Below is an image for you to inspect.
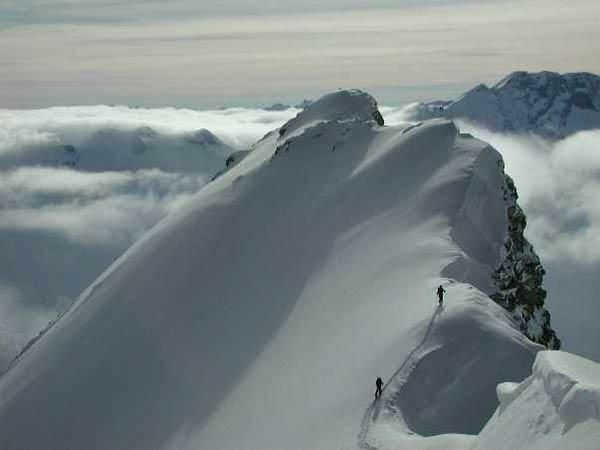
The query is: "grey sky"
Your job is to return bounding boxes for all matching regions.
[2,0,600,107]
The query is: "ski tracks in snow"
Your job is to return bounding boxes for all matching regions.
[357,304,444,449]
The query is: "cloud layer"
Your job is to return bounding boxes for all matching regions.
[3,0,600,108]
[0,105,298,157]
[0,104,296,370]
[467,128,600,265]
[0,167,208,246]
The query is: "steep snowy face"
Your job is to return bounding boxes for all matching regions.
[407,71,600,139]
[437,131,559,350]
[0,91,556,450]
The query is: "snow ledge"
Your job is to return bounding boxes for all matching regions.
[534,351,600,427]
[497,351,600,427]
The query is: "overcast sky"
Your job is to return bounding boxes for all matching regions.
[2,0,600,107]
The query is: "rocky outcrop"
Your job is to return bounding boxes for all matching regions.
[61,144,79,168]
[211,150,251,181]
[491,172,561,349]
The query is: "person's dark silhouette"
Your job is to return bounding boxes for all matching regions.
[375,377,384,399]
[437,285,446,305]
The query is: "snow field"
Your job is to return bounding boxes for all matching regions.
[0,90,597,450]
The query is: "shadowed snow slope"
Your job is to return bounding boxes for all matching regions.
[0,91,554,450]
[473,351,600,450]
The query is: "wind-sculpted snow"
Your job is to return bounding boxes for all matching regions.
[359,289,539,449]
[358,128,550,445]
[473,351,600,450]
[0,91,562,450]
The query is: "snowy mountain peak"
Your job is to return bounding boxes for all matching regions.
[407,71,600,139]
[493,70,554,90]
[278,89,384,138]
[0,90,571,450]
[493,70,599,94]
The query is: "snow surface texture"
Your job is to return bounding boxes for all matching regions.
[358,289,539,449]
[473,351,600,450]
[403,71,600,140]
[0,91,565,449]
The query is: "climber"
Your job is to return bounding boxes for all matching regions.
[375,376,384,399]
[437,285,446,305]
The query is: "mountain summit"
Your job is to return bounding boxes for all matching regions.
[0,90,581,450]
[405,71,600,139]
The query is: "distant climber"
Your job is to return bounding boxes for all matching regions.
[437,285,446,305]
[375,376,384,399]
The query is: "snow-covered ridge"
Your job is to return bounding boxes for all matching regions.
[473,351,600,450]
[278,88,384,138]
[404,71,600,139]
[435,126,559,348]
[532,351,600,426]
[359,122,559,446]
[0,90,565,450]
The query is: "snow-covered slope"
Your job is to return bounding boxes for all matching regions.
[360,287,540,449]
[0,91,562,449]
[0,125,232,370]
[0,107,260,370]
[405,71,600,140]
[473,351,600,450]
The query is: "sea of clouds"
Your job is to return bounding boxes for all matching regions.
[0,105,298,370]
[1,103,599,370]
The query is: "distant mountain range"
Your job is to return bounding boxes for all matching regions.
[403,71,600,139]
[0,126,232,173]
[263,99,313,111]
